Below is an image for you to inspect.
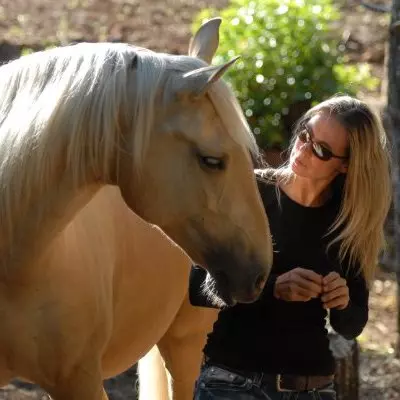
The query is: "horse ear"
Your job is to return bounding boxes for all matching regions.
[181,56,240,99]
[188,17,222,64]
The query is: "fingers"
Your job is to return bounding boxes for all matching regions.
[291,269,322,297]
[322,295,349,310]
[292,276,321,297]
[296,268,323,285]
[323,275,345,293]
[322,272,340,286]
[321,285,348,303]
[275,268,323,301]
[289,284,315,300]
[275,268,350,309]
[277,282,312,301]
[321,278,349,309]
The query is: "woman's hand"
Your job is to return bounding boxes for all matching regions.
[274,267,323,302]
[321,272,349,310]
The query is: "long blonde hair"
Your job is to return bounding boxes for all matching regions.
[257,95,392,284]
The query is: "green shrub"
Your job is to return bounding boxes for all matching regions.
[192,0,379,149]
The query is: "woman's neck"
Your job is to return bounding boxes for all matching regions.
[280,176,332,207]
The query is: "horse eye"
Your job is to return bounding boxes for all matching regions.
[199,155,225,171]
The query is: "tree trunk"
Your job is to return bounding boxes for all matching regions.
[328,330,359,400]
[385,0,400,355]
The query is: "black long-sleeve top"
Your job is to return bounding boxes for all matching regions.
[189,177,369,376]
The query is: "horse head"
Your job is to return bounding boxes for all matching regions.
[116,18,273,305]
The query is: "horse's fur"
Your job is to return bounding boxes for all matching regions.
[0,185,218,399]
[0,18,271,398]
[0,18,273,305]
[138,298,218,400]
[0,41,253,268]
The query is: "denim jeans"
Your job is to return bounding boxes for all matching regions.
[193,363,336,400]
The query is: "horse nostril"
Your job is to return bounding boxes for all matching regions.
[255,273,267,291]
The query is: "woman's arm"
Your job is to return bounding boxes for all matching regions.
[328,268,369,340]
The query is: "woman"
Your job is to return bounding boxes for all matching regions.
[189,95,392,400]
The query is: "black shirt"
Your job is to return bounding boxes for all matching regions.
[189,178,369,376]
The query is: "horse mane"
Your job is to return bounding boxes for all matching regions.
[0,41,258,269]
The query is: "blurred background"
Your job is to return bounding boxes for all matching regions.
[0,0,398,399]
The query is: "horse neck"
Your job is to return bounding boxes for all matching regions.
[0,176,102,277]
[0,104,120,276]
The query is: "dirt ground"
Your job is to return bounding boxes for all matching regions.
[359,268,399,399]
[0,0,398,399]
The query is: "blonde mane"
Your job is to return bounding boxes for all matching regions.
[0,41,257,271]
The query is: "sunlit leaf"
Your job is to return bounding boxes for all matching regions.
[192,0,377,149]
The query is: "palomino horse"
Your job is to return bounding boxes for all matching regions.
[0,17,273,399]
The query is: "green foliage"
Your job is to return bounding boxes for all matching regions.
[21,47,35,57]
[192,0,379,149]
[21,44,57,58]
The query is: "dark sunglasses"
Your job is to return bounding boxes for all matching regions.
[297,129,349,162]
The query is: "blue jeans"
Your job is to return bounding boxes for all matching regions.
[194,364,336,400]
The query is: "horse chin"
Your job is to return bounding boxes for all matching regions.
[221,295,237,307]
[215,284,237,307]
[203,272,237,308]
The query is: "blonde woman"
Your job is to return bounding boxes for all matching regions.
[190,95,392,400]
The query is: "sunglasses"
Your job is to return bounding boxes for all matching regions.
[297,129,349,162]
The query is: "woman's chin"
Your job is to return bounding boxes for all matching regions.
[290,160,302,174]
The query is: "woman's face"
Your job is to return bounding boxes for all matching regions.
[289,111,349,182]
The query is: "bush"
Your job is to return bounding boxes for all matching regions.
[192,0,379,149]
